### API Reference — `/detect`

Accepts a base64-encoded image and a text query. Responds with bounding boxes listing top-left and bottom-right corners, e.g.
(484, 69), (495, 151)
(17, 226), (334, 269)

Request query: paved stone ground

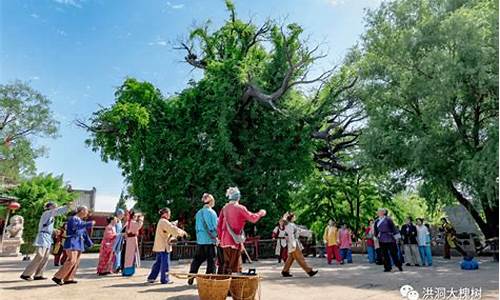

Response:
(0, 253), (498, 300)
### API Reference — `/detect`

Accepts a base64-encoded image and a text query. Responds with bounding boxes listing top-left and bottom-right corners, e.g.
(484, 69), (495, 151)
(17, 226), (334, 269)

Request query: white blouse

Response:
(416, 225), (430, 246)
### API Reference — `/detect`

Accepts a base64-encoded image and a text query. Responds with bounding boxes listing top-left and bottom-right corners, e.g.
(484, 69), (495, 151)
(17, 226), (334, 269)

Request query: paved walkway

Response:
(0, 254), (498, 300)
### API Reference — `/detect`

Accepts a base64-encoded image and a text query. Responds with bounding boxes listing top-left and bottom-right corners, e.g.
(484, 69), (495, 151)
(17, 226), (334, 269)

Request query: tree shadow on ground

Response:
(255, 255), (498, 292)
(0, 262), (27, 269)
(105, 282), (150, 288)
(165, 296), (198, 300)
(0, 280), (24, 284)
(75, 272), (129, 280)
(138, 284), (196, 293)
(2, 283), (56, 290)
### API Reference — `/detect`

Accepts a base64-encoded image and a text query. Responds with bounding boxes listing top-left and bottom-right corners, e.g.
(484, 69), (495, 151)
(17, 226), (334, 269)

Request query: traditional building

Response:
(68, 186), (96, 211)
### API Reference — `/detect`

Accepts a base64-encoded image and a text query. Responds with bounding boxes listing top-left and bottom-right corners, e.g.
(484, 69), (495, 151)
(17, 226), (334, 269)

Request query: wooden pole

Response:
(171, 272), (261, 279)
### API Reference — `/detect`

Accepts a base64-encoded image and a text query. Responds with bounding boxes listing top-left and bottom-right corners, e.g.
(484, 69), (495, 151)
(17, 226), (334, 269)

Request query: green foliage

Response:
(355, 0), (499, 237)
(292, 170), (390, 238)
(81, 0), (498, 239)
(85, 244), (101, 253)
(389, 192), (444, 225)
(0, 81), (59, 180)
(84, 5), (317, 235)
(5, 174), (76, 253)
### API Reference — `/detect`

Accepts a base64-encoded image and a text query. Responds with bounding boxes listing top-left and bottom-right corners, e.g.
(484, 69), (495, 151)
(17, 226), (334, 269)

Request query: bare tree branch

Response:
(310, 75), (365, 173)
(174, 42), (207, 69)
(241, 20), (271, 56)
(240, 31), (334, 111)
(74, 119), (116, 134)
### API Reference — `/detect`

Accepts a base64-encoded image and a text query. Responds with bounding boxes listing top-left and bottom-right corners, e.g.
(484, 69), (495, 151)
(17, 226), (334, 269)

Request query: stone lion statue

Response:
(6, 215), (24, 241)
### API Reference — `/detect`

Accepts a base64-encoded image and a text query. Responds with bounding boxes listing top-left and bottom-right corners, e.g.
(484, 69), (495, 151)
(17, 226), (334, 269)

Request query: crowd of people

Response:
(17, 188), (469, 287)
(284, 209), (468, 273)
(17, 186), (271, 285)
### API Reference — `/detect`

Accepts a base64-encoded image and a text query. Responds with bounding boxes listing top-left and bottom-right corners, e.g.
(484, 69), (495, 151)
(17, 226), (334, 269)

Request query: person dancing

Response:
(112, 209), (125, 273)
(147, 208), (187, 284)
(122, 211), (143, 276)
(440, 217), (468, 259)
(21, 202), (70, 281)
(281, 212), (318, 277)
(52, 206), (95, 285)
(272, 219), (288, 264)
(97, 216), (117, 275)
(217, 187), (266, 274)
(53, 223), (67, 266)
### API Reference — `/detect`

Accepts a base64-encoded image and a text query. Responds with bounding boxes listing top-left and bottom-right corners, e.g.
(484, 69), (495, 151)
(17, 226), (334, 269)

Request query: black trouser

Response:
(189, 244), (216, 274)
(375, 248), (383, 265)
(380, 242), (402, 271)
(216, 246), (225, 274)
(119, 240), (126, 271)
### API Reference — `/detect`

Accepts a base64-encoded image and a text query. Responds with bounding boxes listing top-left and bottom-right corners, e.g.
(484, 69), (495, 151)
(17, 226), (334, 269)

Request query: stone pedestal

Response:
(1, 238), (22, 257)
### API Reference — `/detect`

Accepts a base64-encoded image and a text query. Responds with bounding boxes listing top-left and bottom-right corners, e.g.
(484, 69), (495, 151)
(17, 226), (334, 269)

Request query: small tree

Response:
(292, 169), (390, 238)
(0, 81), (59, 180)
(6, 174), (75, 254)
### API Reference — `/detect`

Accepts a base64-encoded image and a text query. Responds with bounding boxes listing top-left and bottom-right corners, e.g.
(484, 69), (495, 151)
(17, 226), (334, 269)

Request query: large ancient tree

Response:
(79, 1), (358, 234)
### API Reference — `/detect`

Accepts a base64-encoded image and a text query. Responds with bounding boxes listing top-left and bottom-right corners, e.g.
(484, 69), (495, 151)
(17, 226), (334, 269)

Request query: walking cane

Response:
(242, 243), (253, 264)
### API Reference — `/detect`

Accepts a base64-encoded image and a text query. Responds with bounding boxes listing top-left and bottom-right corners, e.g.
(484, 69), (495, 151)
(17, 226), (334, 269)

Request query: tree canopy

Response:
(0, 82), (59, 181)
(354, 0), (498, 238)
(79, 0), (498, 239)
(80, 1), (357, 234)
(4, 174), (75, 253)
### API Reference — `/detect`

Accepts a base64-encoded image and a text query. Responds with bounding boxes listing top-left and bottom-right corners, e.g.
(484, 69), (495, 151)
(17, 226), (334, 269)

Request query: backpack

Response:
(460, 256), (479, 270)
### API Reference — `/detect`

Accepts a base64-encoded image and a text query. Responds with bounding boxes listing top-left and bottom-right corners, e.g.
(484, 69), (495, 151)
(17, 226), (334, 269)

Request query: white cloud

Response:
(166, 1), (184, 10)
(57, 29), (67, 36)
(53, 0), (84, 8)
(149, 37), (168, 47)
(30, 76), (40, 80)
(326, 0), (382, 6)
(30, 13), (39, 18)
(326, 0), (345, 6)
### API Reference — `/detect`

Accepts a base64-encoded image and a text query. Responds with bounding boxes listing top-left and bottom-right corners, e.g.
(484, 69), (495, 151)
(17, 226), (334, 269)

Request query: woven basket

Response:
(196, 275), (231, 300)
(229, 276), (260, 300)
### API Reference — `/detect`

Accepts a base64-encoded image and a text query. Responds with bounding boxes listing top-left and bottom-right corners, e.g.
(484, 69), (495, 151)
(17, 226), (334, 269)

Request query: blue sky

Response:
(0, 0), (381, 211)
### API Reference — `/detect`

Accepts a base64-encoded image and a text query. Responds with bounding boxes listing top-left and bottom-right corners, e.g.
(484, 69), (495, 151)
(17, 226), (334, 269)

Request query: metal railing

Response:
(139, 238), (319, 260)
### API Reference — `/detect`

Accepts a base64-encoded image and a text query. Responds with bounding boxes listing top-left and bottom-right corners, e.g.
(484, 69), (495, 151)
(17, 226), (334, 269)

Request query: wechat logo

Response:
(401, 285), (419, 300)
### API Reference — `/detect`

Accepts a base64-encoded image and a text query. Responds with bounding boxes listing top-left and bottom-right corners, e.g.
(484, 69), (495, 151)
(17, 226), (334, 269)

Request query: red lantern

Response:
(8, 202), (20, 211)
